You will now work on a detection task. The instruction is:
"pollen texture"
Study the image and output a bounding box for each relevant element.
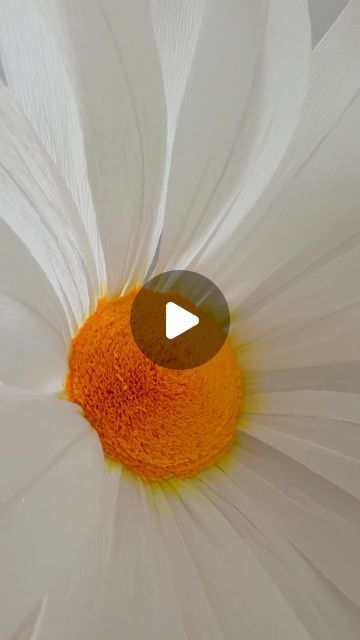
[65,290,242,481]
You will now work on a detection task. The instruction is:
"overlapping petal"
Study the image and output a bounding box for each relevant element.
[0,0,168,294]
[0,218,69,341]
[0,390,103,639]
[203,0,360,307]
[154,0,311,273]
[33,471,312,640]
[0,294,66,392]
[34,473,186,640]
[0,0,106,289]
[0,82,97,333]
[200,459,360,639]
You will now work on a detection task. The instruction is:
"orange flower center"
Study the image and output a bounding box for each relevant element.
[65,289,242,480]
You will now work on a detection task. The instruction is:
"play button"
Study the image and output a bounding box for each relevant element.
[166,302,199,339]
[130,270,230,369]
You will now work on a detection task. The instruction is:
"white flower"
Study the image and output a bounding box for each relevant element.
[0,0,360,638]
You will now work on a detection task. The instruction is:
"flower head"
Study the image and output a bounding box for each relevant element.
[0,1,360,638]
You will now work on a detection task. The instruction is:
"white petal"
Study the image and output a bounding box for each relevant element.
[30,473,310,640]
[0,391,103,639]
[241,389,360,500]
[34,472,185,640]
[239,421,360,500]
[246,390,360,423]
[229,89,360,334]
[155,0,311,272]
[162,480,311,640]
[151,0,204,136]
[154,488,222,639]
[218,438,360,610]
[0,294,66,392]
[0,82,98,332]
[0,218,69,341]
[208,0,360,310]
[241,303,360,372]
[7,0,167,295]
[248,395,360,461]
[237,245,360,376]
[14,448,360,639]
[0,0,106,289]
[215,4,360,416]
[200,465,360,640]
[211,11,360,617]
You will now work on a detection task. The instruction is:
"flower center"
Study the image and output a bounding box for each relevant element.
[65,290,242,480]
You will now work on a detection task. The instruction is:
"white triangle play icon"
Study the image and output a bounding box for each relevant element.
[166,302,199,340]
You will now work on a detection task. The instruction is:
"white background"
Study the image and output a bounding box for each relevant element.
[309,0,349,44]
